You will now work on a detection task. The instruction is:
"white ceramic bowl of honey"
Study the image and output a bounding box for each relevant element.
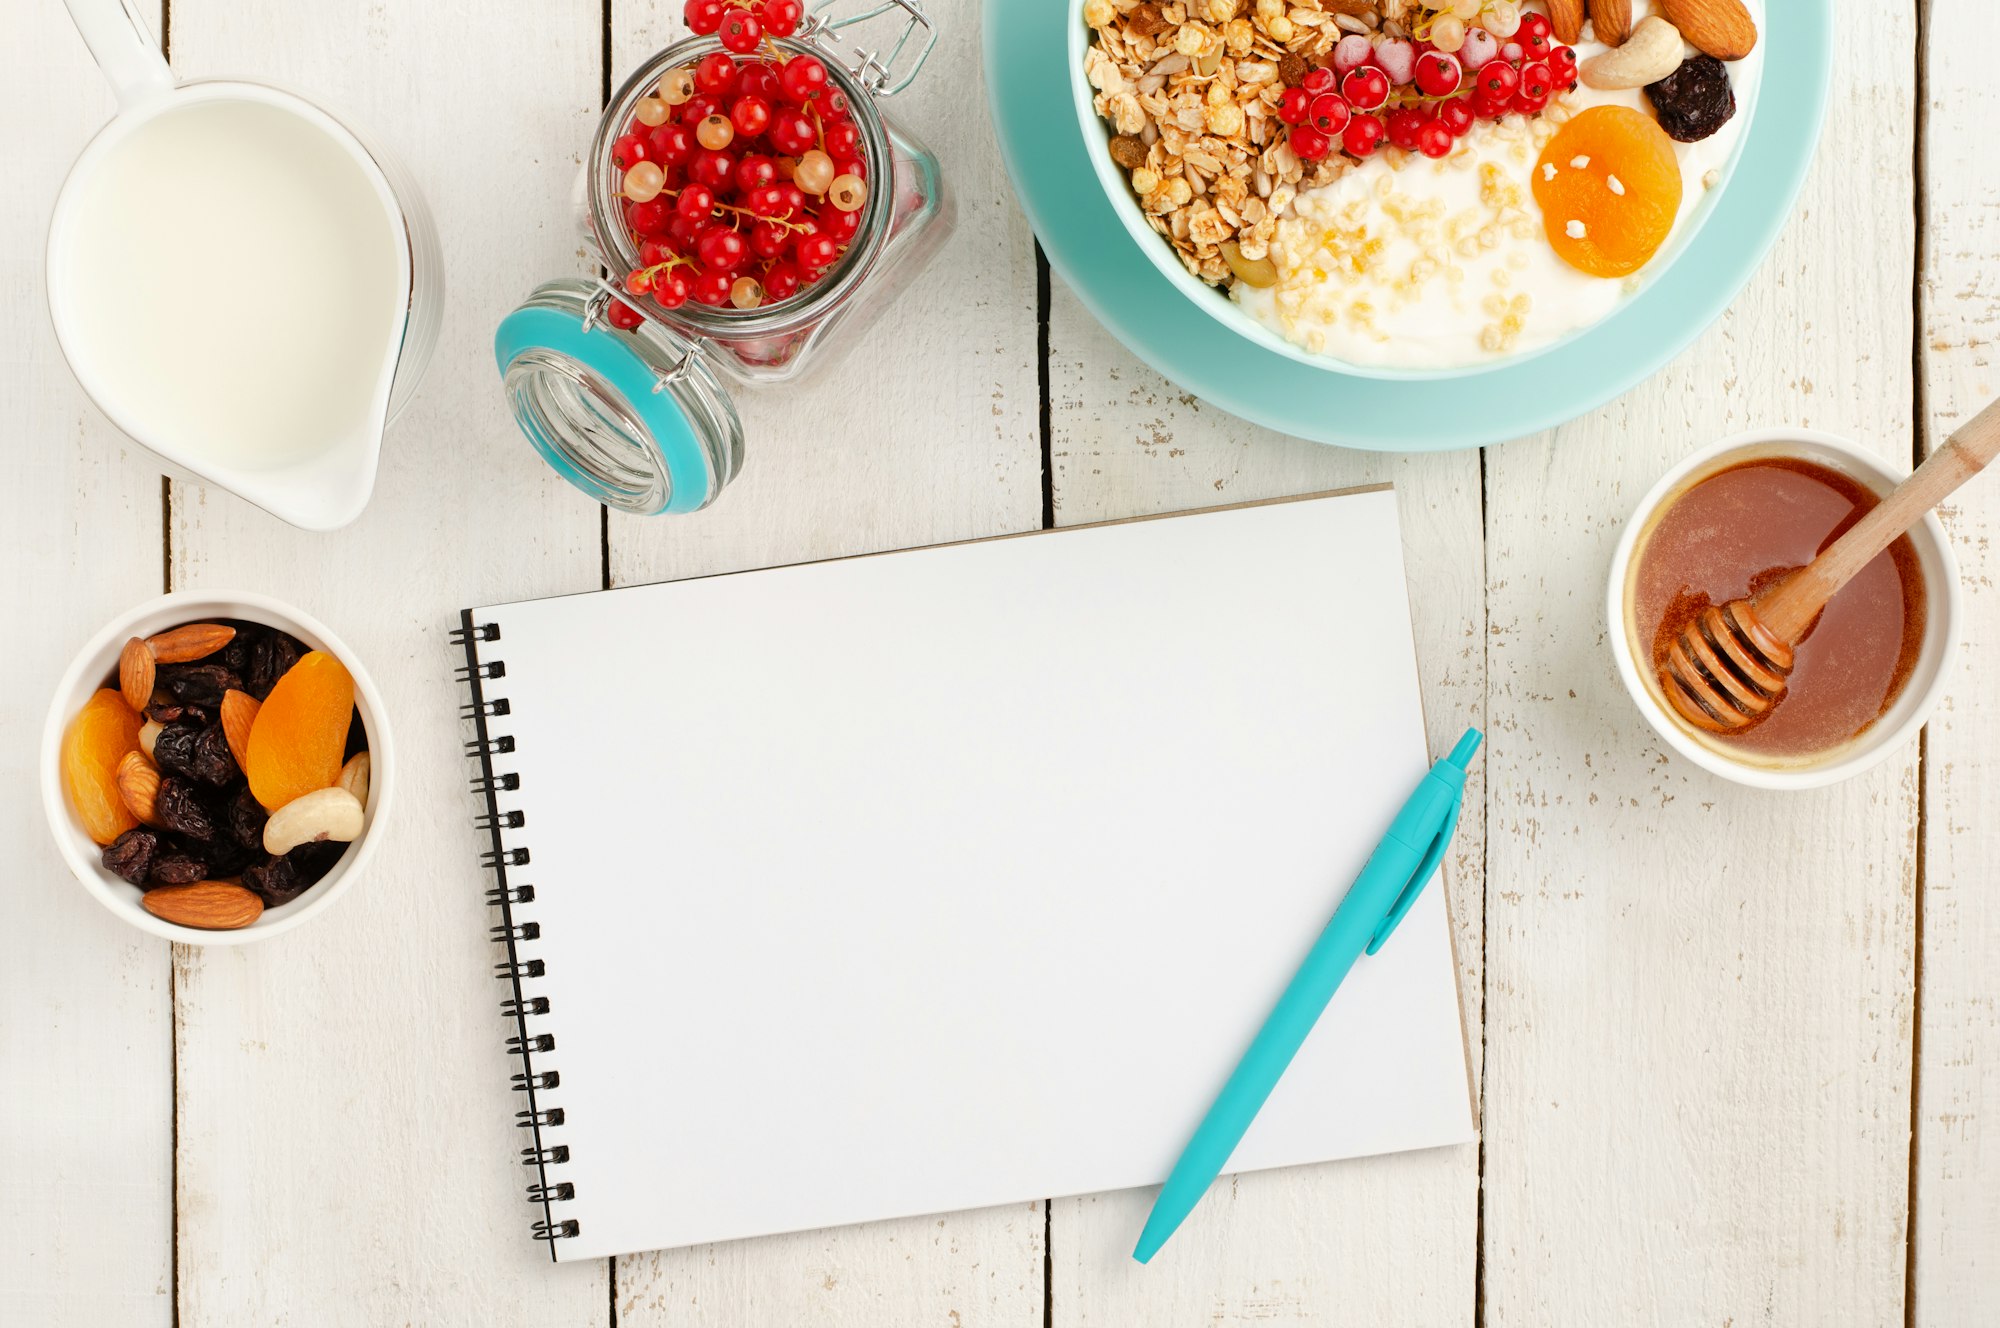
[41,591,394,945]
[1607,429,1962,790]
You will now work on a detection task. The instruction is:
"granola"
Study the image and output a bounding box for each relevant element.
[1085,1,1405,285]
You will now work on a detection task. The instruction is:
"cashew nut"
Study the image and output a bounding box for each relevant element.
[336,752,371,807]
[264,786,366,856]
[1579,15,1685,90]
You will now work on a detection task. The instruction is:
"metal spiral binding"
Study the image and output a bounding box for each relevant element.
[457,611,577,1251]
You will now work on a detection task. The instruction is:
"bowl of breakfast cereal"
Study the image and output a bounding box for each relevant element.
[1074,0,1765,377]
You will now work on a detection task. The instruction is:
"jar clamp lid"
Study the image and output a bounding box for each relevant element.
[495,279,744,516]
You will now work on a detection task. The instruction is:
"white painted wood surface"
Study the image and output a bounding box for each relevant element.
[1913,2,2000,1322]
[5,0,1994,1324]
[1,4,172,1323]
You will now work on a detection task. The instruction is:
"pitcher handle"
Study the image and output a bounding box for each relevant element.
[64,0,174,111]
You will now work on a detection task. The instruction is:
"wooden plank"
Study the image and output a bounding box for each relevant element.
[1910,2,2000,1320]
[1,4,173,1323]
[1044,307,1486,1318]
[604,4,1047,1325]
[161,1,609,1321]
[1481,5,1919,1323]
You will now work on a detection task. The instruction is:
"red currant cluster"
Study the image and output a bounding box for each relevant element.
[604,24,868,329]
[1274,12,1577,164]
[684,0,804,52]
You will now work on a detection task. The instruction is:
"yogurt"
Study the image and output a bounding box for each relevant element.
[1233,1,1763,370]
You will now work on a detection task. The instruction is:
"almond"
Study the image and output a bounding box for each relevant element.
[142,880,264,931]
[116,751,160,825]
[119,637,156,714]
[1660,0,1756,60]
[221,690,261,772]
[335,751,371,807]
[145,622,236,664]
[1546,0,1585,46]
[1588,0,1632,47]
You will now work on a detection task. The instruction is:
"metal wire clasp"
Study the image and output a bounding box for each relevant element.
[801,0,936,96]
[586,276,709,394]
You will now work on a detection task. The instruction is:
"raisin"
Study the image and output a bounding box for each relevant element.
[1109,134,1147,171]
[155,777,217,842]
[158,662,242,709]
[102,828,159,885]
[247,632,306,701]
[227,787,269,852]
[149,851,209,886]
[207,835,259,878]
[190,725,239,786]
[1278,52,1309,87]
[219,626,258,679]
[243,854,307,906]
[1644,55,1735,143]
[151,722,203,779]
[291,839,346,887]
[1127,2,1167,37]
[147,703,188,724]
[343,711,369,762]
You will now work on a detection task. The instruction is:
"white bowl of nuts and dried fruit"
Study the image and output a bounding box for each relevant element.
[42,592,392,945]
[1076,0,1763,376]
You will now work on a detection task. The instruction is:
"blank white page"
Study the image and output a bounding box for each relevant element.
[472,488,1474,1260]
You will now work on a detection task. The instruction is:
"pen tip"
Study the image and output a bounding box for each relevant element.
[1449,728,1483,768]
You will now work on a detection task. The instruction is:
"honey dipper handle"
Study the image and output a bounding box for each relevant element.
[1757,394,2000,644]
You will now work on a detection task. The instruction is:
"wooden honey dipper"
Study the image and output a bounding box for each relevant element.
[1661,396,2000,734]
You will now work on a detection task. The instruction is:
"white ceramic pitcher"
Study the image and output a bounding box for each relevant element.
[47,0,443,531]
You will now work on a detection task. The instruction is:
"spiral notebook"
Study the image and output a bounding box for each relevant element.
[457,487,1476,1261]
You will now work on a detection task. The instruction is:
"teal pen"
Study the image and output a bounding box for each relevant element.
[1133,727,1483,1264]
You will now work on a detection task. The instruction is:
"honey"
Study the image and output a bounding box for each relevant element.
[1630,455,1927,759]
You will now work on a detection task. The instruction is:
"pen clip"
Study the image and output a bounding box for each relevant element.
[1366,797,1460,956]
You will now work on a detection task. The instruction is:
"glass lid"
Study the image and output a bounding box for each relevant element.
[494,278,745,516]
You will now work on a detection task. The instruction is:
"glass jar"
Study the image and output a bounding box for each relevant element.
[495,0,949,516]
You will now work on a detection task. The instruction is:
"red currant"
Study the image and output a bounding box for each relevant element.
[1307,93,1351,136]
[612,134,649,170]
[679,93,721,129]
[1278,86,1312,125]
[737,62,782,101]
[1301,65,1337,96]
[697,225,750,272]
[668,213,704,249]
[693,269,734,306]
[639,239,674,267]
[730,94,772,138]
[734,153,779,192]
[648,123,694,164]
[1342,113,1386,158]
[1510,87,1549,116]
[607,298,647,329]
[743,184,786,218]
[688,149,735,189]
[1385,106,1427,151]
[759,0,803,37]
[1288,124,1331,161]
[1517,60,1553,101]
[824,120,861,159]
[1549,46,1579,91]
[1475,59,1519,100]
[750,219,791,257]
[762,260,802,302]
[1416,119,1454,158]
[1339,65,1389,113]
[624,268,654,296]
[676,183,716,222]
[767,108,817,155]
[832,156,865,182]
[684,0,726,36]
[774,182,807,216]
[794,229,840,271]
[778,55,829,106]
[1437,98,1476,136]
[1413,51,1462,98]
[822,205,861,241]
[652,270,692,310]
[695,52,738,95]
[628,198,672,235]
[823,87,853,118]
[719,7,762,54]
[1516,12,1553,60]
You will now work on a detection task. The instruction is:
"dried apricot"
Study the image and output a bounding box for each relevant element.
[62,689,144,845]
[245,651,355,811]
[1533,105,1683,279]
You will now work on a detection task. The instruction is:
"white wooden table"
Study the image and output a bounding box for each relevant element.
[6,1,1994,1323]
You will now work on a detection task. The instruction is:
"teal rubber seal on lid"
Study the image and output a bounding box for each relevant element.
[495,301,717,516]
